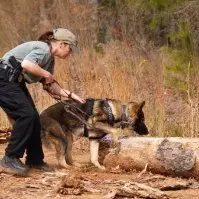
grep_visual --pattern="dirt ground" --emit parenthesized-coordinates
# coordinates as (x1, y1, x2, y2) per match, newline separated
(1, 137, 199, 199)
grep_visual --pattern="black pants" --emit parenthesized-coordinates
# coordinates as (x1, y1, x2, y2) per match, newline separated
(0, 68, 44, 164)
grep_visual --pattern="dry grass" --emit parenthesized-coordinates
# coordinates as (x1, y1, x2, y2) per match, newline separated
(0, 41, 169, 136)
(0, 1, 199, 137)
(0, 40, 198, 137)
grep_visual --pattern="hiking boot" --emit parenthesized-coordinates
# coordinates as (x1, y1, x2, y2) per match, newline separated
(0, 155, 29, 176)
(26, 161, 55, 172)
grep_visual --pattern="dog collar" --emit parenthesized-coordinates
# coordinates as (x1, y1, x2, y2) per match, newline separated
(121, 104, 129, 122)
(103, 99, 115, 126)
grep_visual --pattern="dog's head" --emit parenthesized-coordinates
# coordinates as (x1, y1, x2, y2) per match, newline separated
(126, 101, 149, 135)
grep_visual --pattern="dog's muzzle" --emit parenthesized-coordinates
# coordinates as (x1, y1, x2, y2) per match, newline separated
(133, 120, 149, 135)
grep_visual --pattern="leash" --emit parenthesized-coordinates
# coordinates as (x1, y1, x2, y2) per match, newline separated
(43, 83, 113, 134)
(43, 85, 90, 125)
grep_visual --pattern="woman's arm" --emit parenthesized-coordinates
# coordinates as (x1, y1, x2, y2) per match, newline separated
(21, 60, 85, 103)
(43, 80, 70, 97)
(21, 60, 54, 83)
(43, 80, 86, 103)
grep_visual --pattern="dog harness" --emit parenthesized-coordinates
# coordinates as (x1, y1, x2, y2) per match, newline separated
(82, 99, 115, 138)
(121, 104, 129, 121)
(62, 99, 132, 139)
(102, 99, 115, 126)
(120, 104, 130, 128)
(82, 98, 95, 137)
(83, 98, 95, 119)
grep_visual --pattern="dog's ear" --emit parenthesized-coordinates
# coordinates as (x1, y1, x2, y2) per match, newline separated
(140, 101, 145, 109)
(136, 101, 145, 112)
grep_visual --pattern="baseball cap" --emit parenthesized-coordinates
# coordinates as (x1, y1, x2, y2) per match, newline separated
(53, 28, 80, 53)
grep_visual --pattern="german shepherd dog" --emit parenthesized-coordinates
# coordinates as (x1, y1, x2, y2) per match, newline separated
(40, 98, 148, 169)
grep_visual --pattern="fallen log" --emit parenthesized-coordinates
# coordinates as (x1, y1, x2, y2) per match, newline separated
(103, 137, 199, 179)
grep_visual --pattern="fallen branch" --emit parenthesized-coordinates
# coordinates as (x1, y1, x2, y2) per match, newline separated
(138, 163, 148, 177)
(0, 130, 11, 144)
(160, 181, 192, 191)
(113, 182, 168, 199)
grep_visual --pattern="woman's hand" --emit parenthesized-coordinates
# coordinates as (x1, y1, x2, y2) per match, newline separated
(70, 92, 86, 104)
(60, 89, 86, 103)
(43, 71, 54, 84)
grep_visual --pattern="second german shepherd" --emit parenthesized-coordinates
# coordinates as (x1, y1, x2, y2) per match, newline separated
(40, 98, 149, 169)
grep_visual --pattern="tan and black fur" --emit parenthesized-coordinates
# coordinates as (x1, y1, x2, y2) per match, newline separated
(40, 98, 149, 169)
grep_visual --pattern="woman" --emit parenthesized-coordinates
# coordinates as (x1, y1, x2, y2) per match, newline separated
(0, 28, 85, 175)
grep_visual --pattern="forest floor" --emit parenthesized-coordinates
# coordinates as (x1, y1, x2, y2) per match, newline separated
(1, 137, 199, 199)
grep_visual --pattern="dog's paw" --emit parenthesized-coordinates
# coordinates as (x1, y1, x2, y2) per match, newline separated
(98, 165, 106, 170)
(58, 164, 72, 169)
(72, 162, 83, 168)
(92, 162, 106, 170)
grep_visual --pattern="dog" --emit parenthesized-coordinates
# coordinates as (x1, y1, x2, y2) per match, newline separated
(40, 98, 149, 169)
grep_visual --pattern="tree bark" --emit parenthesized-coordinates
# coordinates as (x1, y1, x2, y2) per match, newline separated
(103, 137, 199, 179)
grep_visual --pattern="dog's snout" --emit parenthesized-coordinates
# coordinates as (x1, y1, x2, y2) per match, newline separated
(131, 117, 149, 135)
(134, 122, 149, 135)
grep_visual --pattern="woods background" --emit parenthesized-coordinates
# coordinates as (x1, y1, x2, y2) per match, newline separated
(0, 0, 199, 137)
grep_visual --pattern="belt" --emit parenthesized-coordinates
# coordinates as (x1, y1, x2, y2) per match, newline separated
(0, 60, 12, 70)
(0, 64, 8, 70)
(0, 62, 24, 83)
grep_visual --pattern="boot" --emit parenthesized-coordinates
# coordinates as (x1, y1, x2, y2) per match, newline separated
(26, 161, 54, 172)
(0, 155, 29, 175)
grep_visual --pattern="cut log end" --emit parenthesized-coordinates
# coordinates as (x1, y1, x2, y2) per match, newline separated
(156, 139, 196, 173)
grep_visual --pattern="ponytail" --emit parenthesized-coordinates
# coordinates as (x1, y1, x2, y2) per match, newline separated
(38, 31, 54, 44)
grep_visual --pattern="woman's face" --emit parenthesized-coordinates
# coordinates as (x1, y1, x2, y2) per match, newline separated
(57, 42, 72, 59)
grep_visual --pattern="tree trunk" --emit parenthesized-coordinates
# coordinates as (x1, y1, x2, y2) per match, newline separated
(103, 137, 199, 179)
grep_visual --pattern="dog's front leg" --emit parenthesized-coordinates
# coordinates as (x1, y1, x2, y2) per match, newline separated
(89, 139, 106, 170)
